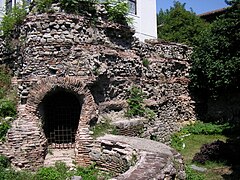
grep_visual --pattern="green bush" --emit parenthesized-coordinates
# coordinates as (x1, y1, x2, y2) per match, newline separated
(35, 166, 63, 180)
(157, 1, 208, 45)
(183, 121, 230, 135)
(126, 86, 145, 117)
(75, 164, 98, 180)
(0, 99, 16, 118)
(60, 0, 97, 15)
(0, 68, 11, 99)
(0, 166, 34, 180)
(0, 155, 10, 168)
(190, 0, 240, 97)
(0, 0, 27, 37)
(0, 120, 11, 141)
(126, 86, 155, 119)
(104, 0, 131, 24)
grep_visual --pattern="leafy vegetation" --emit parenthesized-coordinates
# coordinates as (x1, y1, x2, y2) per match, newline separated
(190, 0, 240, 97)
(0, 99, 16, 118)
(126, 86, 155, 119)
(169, 120, 240, 179)
(0, 155, 10, 168)
(0, 67, 11, 99)
(171, 121, 229, 151)
(157, 1, 208, 45)
(0, 0, 27, 37)
(142, 58, 150, 68)
(192, 140, 226, 164)
(104, 0, 131, 24)
(0, 67, 16, 141)
(59, 0, 97, 15)
(33, 0, 131, 24)
(0, 161, 112, 180)
(0, 119, 11, 141)
(185, 165, 206, 180)
(90, 117, 118, 138)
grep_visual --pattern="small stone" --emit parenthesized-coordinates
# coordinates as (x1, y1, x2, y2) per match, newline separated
(190, 164, 207, 172)
(71, 176, 82, 180)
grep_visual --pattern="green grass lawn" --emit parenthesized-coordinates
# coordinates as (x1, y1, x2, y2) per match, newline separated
(178, 134, 232, 180)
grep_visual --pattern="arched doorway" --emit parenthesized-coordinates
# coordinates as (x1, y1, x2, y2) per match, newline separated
(39, 88, 83, 148)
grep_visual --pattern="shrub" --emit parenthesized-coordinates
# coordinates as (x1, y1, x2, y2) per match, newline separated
(142, 58, 150, 68)
(75, 164, 98, 180)
(35, 166, 63, 180)
(0, 99, 16, 118)
(126, 86, 155, 119)
(0, 119, 11, 141)
(104, 0, 131, 24)
(0, 68, 11, 99)
(190, 0, 240, 97)
(126, 86, 145, 117)
(0, 0, 27, 37)
(0, 155, 10, 168)
(182, 121, 230, 135)
(60, 0, 97, 15)
(192, 140, 225, 164)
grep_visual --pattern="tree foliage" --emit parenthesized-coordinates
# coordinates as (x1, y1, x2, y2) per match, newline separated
(157, 1, 208, 45)
(190, 0, 240, 97)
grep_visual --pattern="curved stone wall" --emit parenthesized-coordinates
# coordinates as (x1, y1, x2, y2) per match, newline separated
(0, 8, 195, 169)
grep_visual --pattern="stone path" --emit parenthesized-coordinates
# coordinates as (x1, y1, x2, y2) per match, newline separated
(44, 148, 76, 168)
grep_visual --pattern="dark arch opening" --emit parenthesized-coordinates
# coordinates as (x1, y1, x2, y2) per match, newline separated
(39, 88, 83, 146)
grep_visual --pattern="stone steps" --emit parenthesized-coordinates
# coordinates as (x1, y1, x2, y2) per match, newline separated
(44, 148, 76, 168)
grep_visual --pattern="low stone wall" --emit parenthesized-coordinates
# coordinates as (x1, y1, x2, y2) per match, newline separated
(91, 135, 185, 180)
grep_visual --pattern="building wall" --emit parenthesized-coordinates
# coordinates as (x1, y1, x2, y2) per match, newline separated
(0, 0, 5, 21)
(129, 0, 157, 41)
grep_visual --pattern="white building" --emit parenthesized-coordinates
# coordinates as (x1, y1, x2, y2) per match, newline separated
(128, 0, 157, 41)
(0, 0, 157, 41)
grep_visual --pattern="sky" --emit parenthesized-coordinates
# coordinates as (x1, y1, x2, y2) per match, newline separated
(156, 0, 229, 15)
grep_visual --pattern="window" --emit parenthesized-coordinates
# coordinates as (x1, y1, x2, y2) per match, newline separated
(128, 0, 136, 15)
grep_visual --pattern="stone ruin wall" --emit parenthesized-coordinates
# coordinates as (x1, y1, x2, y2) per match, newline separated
(0, 8, 195, 170)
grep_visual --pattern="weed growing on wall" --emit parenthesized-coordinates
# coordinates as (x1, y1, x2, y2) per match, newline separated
(142, 58, 150, 68)
(60, 0, 98, 15)
(104, 0, 132, 25)
(126, 86, 155, 119)
(90, 117, 118, 138)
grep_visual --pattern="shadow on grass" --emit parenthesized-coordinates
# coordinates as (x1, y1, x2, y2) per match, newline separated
(189, 89, 240, 179)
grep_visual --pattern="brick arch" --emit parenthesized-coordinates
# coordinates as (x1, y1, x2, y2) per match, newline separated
(25, 77, 97, 166)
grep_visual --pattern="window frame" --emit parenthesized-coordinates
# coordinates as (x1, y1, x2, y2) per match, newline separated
(128, 0, 137, 15)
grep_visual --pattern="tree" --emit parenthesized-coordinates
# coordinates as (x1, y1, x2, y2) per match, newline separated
(190, 0, 240, 97)
(157, 1, 208, 45)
